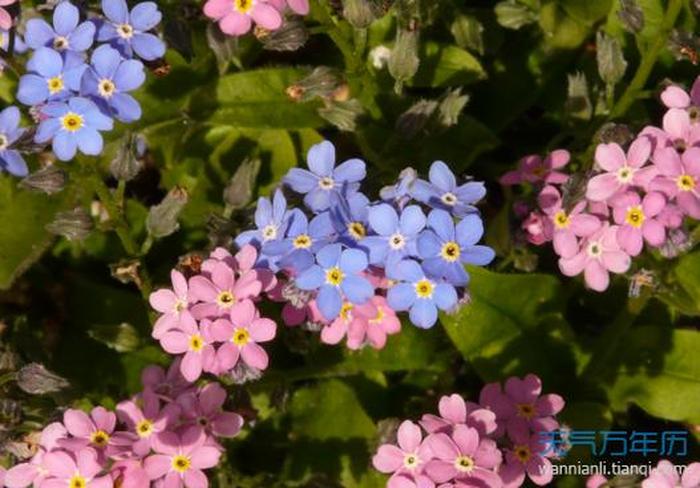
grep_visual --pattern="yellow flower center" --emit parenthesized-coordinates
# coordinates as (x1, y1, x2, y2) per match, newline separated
(293, 234, 313, 249)
(61, 113, 84, 132)
(216, 291, 236, 308)
(677, 174, 696, 191)
(516, 403, 535, 420)
(136, 419, 154, 438)
(98, 79, 116, 98)
(189, 334, 204, 352)
(90, 430, 110, 448)
(325, 267, 344, 286)
(625, 206, 645, 228)
(403, 453, 419, 469)
(47, 76, 64, 95)
(440, 241, 461, 262)
(369, 306, 385, 324)
(69, 475, 86, 488)
(415, 279, 434, 298)
(232, 328, 250, 346)
(171, 455, 191, 473)
(553, 210, 570, 229)
(514, 445, 532, 464)
(454, 455, 475, 473)
(117, 23, 134, 39)
(339, 302, 353, 321)
(347, 222, 366, 240)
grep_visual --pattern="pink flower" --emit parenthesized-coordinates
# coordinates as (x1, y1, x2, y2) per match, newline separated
(424, 425, 502, 487)
(158, 314, 216, 382)
(498, 424, 553, 487)
(189, 260, 263, 319)
(372, 421, 433, 481)
(203, 0, 282, 37)
(521, 211, 549, 246)
(650, 146, 700, 218)
(611, 191, 667, 255)
(141, 360, 192, 401)
(420, 394, 497, 438)
(109, 460, 149, 488)
(346, 296, 401, 350)
(5, 424, 68, 488)
(175, 383, 244, 438)
(661, 77, 700, 110)
(60, 407, 119, 452)
(41, 448, 113, 488)
(267, 0, 309, 15)
(0, 0, 16, 30)
(499, 150, 570, 186)
(558, 224, 631, 292)
(202, 246, 276, 293)
(642, 460, 700, 488)
(538, 186, 601, 258)
(144, 427, 221, 488)
(116, 389, 180, 457)
(150, 270, 193, 340)
(385, 473, 435, 488)
(642, 108, 700, 152)
(586, 474, 608, 488)
(586, 137, 654, 202)
(210, 300, 276, 372)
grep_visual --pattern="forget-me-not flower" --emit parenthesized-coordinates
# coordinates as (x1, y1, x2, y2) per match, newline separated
(0, 106, 27, 176)
(17, 47, 86, 106)
(97, 0, 166, 61)
(411, 161, 486, 217)
(25, 1, 95, 55)
(235, 190, 292, 249)
(263, 210, 334, 273)
(364, 203, 426, 267)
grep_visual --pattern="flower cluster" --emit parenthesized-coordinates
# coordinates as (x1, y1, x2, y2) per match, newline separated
(3, 361, 242, 488)
(502, 78, 700, 291)
(587, 459, 700, 488)
(235, 140, 493, 343)
(0, 0, 165, 170)
(372, 374, 566, 488)
(149, 245, 278, 383)
(203, 0, 309, 37)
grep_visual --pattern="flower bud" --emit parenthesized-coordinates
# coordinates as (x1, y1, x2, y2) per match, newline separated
(286, 67, 344, 102)
(369, 45, 391, 69)
(0, 347, 19, 372)
(110, 133, 146, 181)
(46, 207, 93, 241)
(437, 88, 469, 127)
(146, 186, 189, 239)
(206, 23, 239, 75)
(19, 165, 67, 194)
(596, 31, 627, 86)
(282, 281, 314, 308)
(494, 1, 538, 30)
(660, 229, 692, 258)
(617, 0, 644, 33)
(109, 259, 142, 286)
(668, 29, 700, 64)
(396, 99, 438, 139)
(227, 362, 263, 385)
(451, 14, 484, 55)
(207, 214, 236, 248)
(389, 29, 420, 91)
(16, 363, 69, 394)
(258, 18, 309, 51)
(566, 72, 592, 120)
(0, 399, 22, 426)
(343, 0, 375, 28)
(224, 157, 260, 210)
(597, 122, 634, 146)
(628, 269, 655, 298)
(318, 99, 364, 131)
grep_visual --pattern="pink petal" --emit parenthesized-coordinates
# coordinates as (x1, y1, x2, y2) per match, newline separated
(190, 447, 222, 470)
(76, 448, 102, 479)
(220, 12, 252, 36)
(372, 445, 404, 473)
(180, 426, 206, 455)
(172, 270, 188, 299)
(426, 433, 459, 461)
(211, 412, 243, 438)
(424, 459, 458, 484)
(642, 219, 666, 247)
(180, 351, 203, 382)
(466, 407, 497, 436)
(211, 264, 234, 293)
(438, 394, 466, 424)
(526, 456, 553, 486)
(249, 318, 276, 343)
(661, 85, 691, 108)
(153, 313, 178, 340)
(144, 454, 170, 479)
(153, 431, 180, 455)
(653, 147, 683, 176)
(183, 469, 208, 488)
(558, 251, 586, 277)
(617, 225, 643, 256)
(627, 136, 652, 168)
(0, 8, 11, 30)
(215, 342, 240, 371)
(595, 143, 626, 171)
(5, 464, 38, 488)
(505, 374, 541, 403)
(250, 3, 282, 30)
(64, 409, 95, 438)
(419, 414, 449, 434)
(535, 394, 564, 416)
(642, 191, 666, 217)
(188, 276, 218, 303)
(397, 420, 422, 453)
(570, 214, 602, 237)
(320, 320, 347, 345)
(553, 230, 578, 259)
(44, 450, 77, 478)
(160, 331, 190, 354)
(691, 77, 700, 105)
(149, 289, 177, 313)
(677, 191, 700, 218)
(499, 170, 522, 186)
(287, 0, 309, 15)
(203, 0, 232, 19)
(229, 300, 256, 327)
(198, 382, 226, 414)
(586, 173, 620, 201)
(473, 438, 501, 469)
(241, 342, 269, 370)
(91, 406, 116, 432)
(663, 108, 690, 140)
(584, 260, 609, 292)
(682, 462, 700, 487)
(451, 425, 478, 456)
(547, 149, 570, 169)
(232, 271, 262, 299)
(682, 146, 700, 175)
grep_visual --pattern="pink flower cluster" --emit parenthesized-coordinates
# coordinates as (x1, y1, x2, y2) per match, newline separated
(372, 374, 565, 488)
(587, 459, 700, 488)
(203, 0, 308, 37)
(3, 362, 242, 488)
(149, 245, 278, 382)
(502, 77, 700, 291)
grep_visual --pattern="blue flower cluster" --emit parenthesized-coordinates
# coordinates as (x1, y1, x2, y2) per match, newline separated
(2, 0, 165, 169)
(236, 141, 495, 329)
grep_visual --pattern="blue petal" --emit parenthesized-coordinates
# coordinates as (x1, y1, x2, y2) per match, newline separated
(455, 214, 484, 247)
(362, 236, 388, 265)
(53, 1, 79, 37)
(63, 64, 88, 92)
(96, 22, 118, 42)
(271, 189, 287, 223)
(131, 33, 165, 61)
(279, 249, 314, 273)
(17, 74, 49, 105)
(455, 181, 486, 205)
(52, 131, 78, 161)
(395, 259, 423, 282)
(428, 209, 455, 242)
(80, 68, 100, 96)
(316, 243, 342, 269)
(110, 93, 141, 122)
(333, 158, 366, 183)
(309, 211, 333, 240)
(261, 239, 291, 256)
(303, 188, 332, 212)
(339, 248, 368, 274)
(286, 209, 308, 236)
(409, 299, 438, 329)
(342, 275, 373, 304)
(421, 256, 449, 280)
(399, 205, 426, 237)
(254, 196, 273, 228)
(368, 203, 398, 236)
(417, 230, 442, 259)
(461, 245, 495, 266)
(113, 59, 145, 91)
(317, 285, 342, 321)
(27, 48, 63, 77)
(285, 168, 318, 193)
(433, 283, 458, 311)
(67, 22, 96, 52)
(429, 160, 456, 191)
(387, 283, 416, 311)
(235, 229, 259, 248)
(24, 19, 55, 49)
(130, 2, 162, 31)
(0, 151, 27, 177)
(75, 127, 103, 155)
(102, 0, 129, 24)
(306, 140, 335, 176)
(0, 106, 20, 134)
(410, 179, 439, 205)
(91, 44, 121, 78)
(347, 192, 369, 220)
(294, 265, 324, 290)
(35, 118, 61, 143)
(443, 263, 469, 287)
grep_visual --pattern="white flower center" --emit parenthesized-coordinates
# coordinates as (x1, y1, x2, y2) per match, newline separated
(53, 36, 69, 50)
(616, 165, 635, 184)
(441, 192, 458, 205)
(98, 79, 117, 98)
(117, 23, 134, 39)
(388, 233, 406, 250)
(318, 176, 335, 190)
(586, 241, 603, 258)
(0, 134, 8, 151)
(261, 224, 277, 241)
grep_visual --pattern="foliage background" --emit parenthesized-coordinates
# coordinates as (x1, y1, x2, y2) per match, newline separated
(1, 0, 700, 486)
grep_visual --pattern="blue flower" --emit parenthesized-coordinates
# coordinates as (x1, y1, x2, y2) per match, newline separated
(295, 243, 374, 321)
(81, 45, 145, 122)
(35, 97, 114, 161)
(263, 210, 334, 273)
(379, 167, 417, 208)
(364, 203, 426, 267)
(235, 190, 292, 249)
(417, 209, 495, 286)
(0, 107, 28, 177)
(25, 2, 95, 55)
(330, 192, 371, 248)
(97, 0, 165, 61)
(1, 30, 28, 54)
(284, 141, 366, 213)
(386, 259, 457, 329)
(411, 161, 486, 217)
(17, 48, 86, 106)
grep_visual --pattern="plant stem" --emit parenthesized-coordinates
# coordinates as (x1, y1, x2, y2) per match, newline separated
(91, 174, 138, 256)
(609, 0, 683, 119)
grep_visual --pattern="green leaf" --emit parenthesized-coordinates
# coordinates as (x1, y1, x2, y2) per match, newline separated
(560, 0, 613, 25)
(607, 326, 700, 423)
(539, 3, 591, 49)
(674, 250, 700, 304)
(0, 176, 67, 289)
(87, 323, 141, 353)
(410, 42, 486, 88)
